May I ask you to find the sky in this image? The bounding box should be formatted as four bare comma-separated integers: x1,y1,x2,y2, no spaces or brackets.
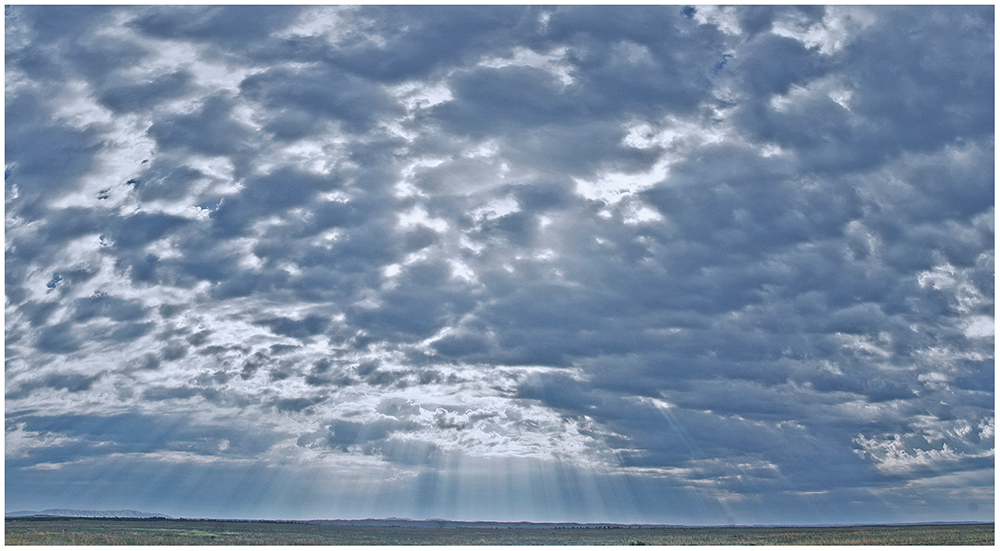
4,5,994,525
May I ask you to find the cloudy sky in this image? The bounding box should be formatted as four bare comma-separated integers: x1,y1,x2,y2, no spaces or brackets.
5,5,994,524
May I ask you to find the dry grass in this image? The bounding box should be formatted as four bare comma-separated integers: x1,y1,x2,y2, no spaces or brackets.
5,518,995,545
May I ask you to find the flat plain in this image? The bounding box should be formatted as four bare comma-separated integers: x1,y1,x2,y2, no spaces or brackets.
4,517,995,545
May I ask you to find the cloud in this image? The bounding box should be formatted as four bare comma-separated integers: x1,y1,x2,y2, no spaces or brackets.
148,96,254,158
129,6,299,49
33,322,84,354
98,71,194,114
5,5,993,524
241,64,399,136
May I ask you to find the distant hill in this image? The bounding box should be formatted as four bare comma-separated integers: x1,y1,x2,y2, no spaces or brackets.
6,509,170,519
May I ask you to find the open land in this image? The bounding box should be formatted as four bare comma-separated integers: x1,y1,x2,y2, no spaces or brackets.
4,517,994,545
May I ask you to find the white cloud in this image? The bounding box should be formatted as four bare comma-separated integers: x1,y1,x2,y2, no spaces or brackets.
479,46,575,87
771,6,876,55
470,195,519,221
391,80,454,111
692,6,742,36
854,432,994,475
398,204,449,232
5,424,80,459
963,316,994,339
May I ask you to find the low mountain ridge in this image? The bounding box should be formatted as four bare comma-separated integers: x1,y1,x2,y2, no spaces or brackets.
6,509,170,519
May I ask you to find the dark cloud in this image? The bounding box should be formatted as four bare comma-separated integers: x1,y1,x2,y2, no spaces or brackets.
10,6,113,43
310,418,422,455
435,66,576,133
186,330,212,347
148,96,254,157
255,315,330,339
142,385,206,402
731,7,992,175
98,71,193,114
34,322,83,354
160,341,188,361
240,351,269,380
6,373,104,400
432,334,489,359
105,322,156,343
348,261,477,340
125,353,161,371
271,395,325,413
130,5,299,49
131,163,204,203
732,34,827,96
10,412,278,462
19,301,60,327
509,179,575,212
843,7,993,152
70,293,146,323
207,168,351,240
240,65,398,136
5,97,101,210
320,6,531,83
734,6,778,37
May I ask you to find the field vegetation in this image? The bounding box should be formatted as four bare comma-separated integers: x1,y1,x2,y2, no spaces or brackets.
5,517,994,545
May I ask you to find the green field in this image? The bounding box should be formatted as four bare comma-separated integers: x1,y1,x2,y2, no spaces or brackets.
4,518,994,545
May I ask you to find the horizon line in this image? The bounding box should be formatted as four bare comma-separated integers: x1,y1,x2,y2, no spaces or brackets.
5,511,994,528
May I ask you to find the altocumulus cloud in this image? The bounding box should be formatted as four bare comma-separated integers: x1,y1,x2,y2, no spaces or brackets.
5,5,993,524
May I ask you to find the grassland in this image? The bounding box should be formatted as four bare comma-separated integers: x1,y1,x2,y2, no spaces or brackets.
5,517,994,545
